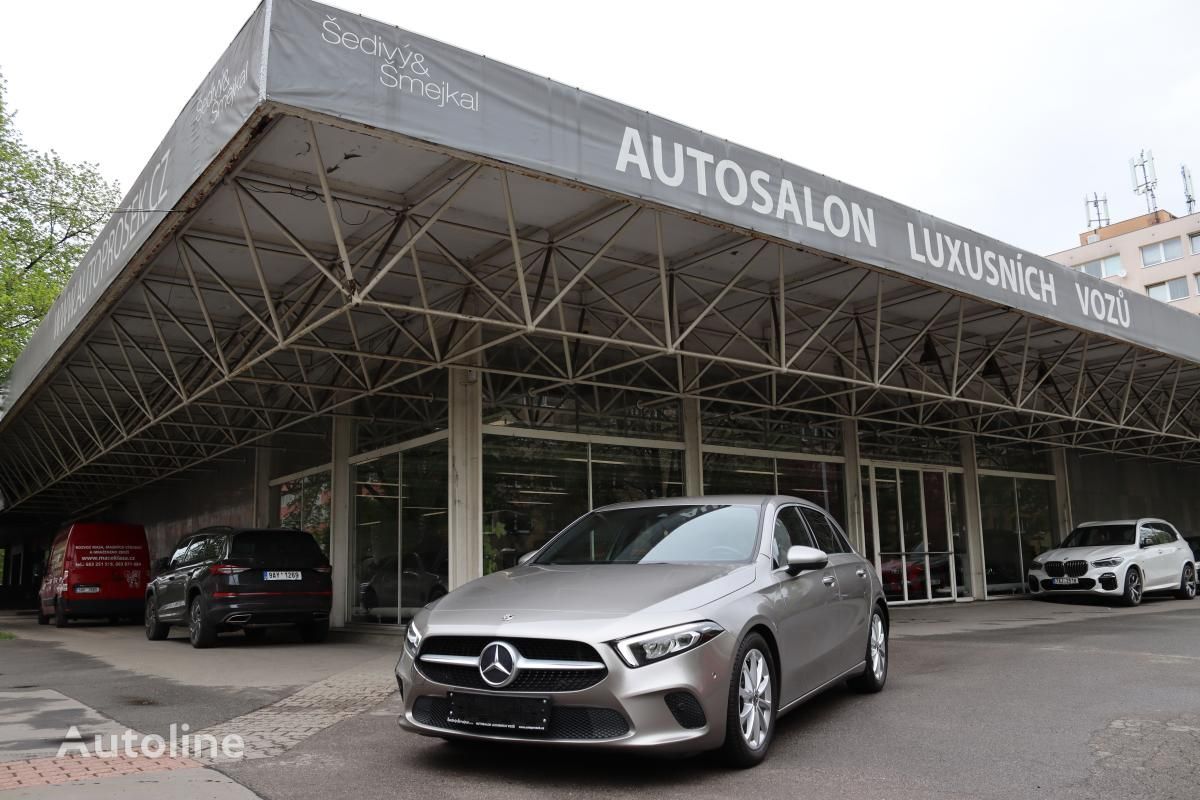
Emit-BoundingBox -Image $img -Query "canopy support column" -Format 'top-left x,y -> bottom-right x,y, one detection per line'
841,419 -> 864,554
330,415 -> 353,628
448,365 -> 483,589
960,435 -> 987,601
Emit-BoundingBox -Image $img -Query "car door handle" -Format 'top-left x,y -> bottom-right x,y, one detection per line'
822,576 -> 836,586
856,569 -> 868,578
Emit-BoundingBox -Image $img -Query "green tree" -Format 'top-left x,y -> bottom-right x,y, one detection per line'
0,73 -> 120,382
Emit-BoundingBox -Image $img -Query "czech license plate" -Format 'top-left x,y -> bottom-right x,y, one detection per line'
75,586 -> 101,594
1052,577 -> 1079,585
263,571 -> 302,581
446,692 -> 550,732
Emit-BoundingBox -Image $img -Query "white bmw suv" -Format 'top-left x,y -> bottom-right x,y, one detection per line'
1027,519 -> 1196,606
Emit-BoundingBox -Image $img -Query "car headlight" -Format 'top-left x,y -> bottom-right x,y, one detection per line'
613,621 -> 723,668
404,619 -> 423,657
1091,557 -> 1124,568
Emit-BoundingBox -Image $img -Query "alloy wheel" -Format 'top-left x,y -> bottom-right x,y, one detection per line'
869,614 -> 887,681
189,600 -> 200,644
1129,571 -> 1142,604
1185,565 -> 1197,598
145,601 -> 156,631
737,648 -> 772,750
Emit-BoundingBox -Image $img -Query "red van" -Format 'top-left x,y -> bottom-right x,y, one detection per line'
38,523 -> 150,627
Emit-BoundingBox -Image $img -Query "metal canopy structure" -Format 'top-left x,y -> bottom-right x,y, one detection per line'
2,0 -> 1200,517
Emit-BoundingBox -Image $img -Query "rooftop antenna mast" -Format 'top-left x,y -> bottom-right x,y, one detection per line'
1130,149 -> 1158,213
1084,192 -> 1110,228
1183,165 -> 1195,214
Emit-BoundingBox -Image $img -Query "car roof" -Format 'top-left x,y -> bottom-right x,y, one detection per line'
593,495 -> 826,513
1076,518 -> 1172,527
180,526 -> 313,540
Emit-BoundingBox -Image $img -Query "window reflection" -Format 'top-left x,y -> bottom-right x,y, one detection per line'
274,472 -> 331,555
351,442 -> 448,624
483,437 -> 588,574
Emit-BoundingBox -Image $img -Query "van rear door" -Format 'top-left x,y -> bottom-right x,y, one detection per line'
66,524 -> 150,601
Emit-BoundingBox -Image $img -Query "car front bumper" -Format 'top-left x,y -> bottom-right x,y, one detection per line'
1026,564 -> 1124,596
395,630 -> 737,753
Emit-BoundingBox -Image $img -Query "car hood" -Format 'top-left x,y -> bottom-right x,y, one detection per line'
428,562 -> 756,624
1037,545 -> 1132,562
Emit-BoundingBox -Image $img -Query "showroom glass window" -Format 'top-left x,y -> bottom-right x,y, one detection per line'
274,471 -> 332,555
482,435 -> 684,574
703,453 -> 845,527
351,441 -> 448,625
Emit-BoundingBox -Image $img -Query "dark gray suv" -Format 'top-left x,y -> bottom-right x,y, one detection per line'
145,527 -> 332,648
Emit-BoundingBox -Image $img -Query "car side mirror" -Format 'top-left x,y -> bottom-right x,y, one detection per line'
1140,537 -> 1154,549
786,545 -> 829,574
516,551 -> 537,567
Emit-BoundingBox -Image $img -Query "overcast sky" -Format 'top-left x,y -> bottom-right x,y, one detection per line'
3,0 -> 1198,256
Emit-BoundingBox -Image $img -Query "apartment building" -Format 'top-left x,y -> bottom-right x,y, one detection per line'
1048,209 -> 1200,315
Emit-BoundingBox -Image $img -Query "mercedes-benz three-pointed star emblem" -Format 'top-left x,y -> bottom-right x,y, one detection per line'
479,641 -> 519,688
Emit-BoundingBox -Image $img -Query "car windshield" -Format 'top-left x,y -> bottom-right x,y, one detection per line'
533,504 -> 760,565
230,530 -> 326,567
1061,524 -> 1136,548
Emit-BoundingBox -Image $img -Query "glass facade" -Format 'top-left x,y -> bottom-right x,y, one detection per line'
350,441 -> 449,624
266,405 -> 1072,620
701,408 -> 841,456
862,464 -> 970,603
704,453 -> 846,527
979,475 -> 1058,597
273,471 -> 332,554
481,434 -> 684,573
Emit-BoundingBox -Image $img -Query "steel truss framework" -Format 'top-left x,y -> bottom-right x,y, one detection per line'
3,109 -> 1200,516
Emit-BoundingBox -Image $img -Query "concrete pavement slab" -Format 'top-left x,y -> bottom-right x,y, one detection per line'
2,766 -> 260,799
0,691 -> 129,763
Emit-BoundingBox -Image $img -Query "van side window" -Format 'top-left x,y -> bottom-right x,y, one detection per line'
49,537 -> 67,573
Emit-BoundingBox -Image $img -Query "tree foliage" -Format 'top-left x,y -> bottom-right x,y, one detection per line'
0,73 -> 120,382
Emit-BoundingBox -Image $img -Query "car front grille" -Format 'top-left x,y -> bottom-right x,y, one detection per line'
416,636 -> 608,692
1044,560 -> 1089,578
411,696 -> 629,740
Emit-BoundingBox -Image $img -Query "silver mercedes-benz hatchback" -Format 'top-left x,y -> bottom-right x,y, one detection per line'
396,495 -> 888,767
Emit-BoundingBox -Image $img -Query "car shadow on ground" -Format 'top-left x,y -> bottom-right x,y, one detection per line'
414,683 -> 861,786
1032,594 -> 1177,608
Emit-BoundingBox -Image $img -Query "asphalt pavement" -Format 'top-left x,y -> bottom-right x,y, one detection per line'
1,598 -> 1198,799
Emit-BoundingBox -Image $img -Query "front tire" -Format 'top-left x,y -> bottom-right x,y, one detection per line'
144,596 -> 169,641
188,595 -> 217,648
720,633 -> 776,768
37,607 -> 49,625
1175,563 -> 1197,600
54,601 -> 67,628
1122,566 -> 1143,607
848,606 -> 889,693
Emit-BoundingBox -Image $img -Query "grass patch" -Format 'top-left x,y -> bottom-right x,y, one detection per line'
0,631 -> 14,640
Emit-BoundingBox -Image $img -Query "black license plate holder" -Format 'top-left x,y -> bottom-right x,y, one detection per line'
446,692 -> 550,732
